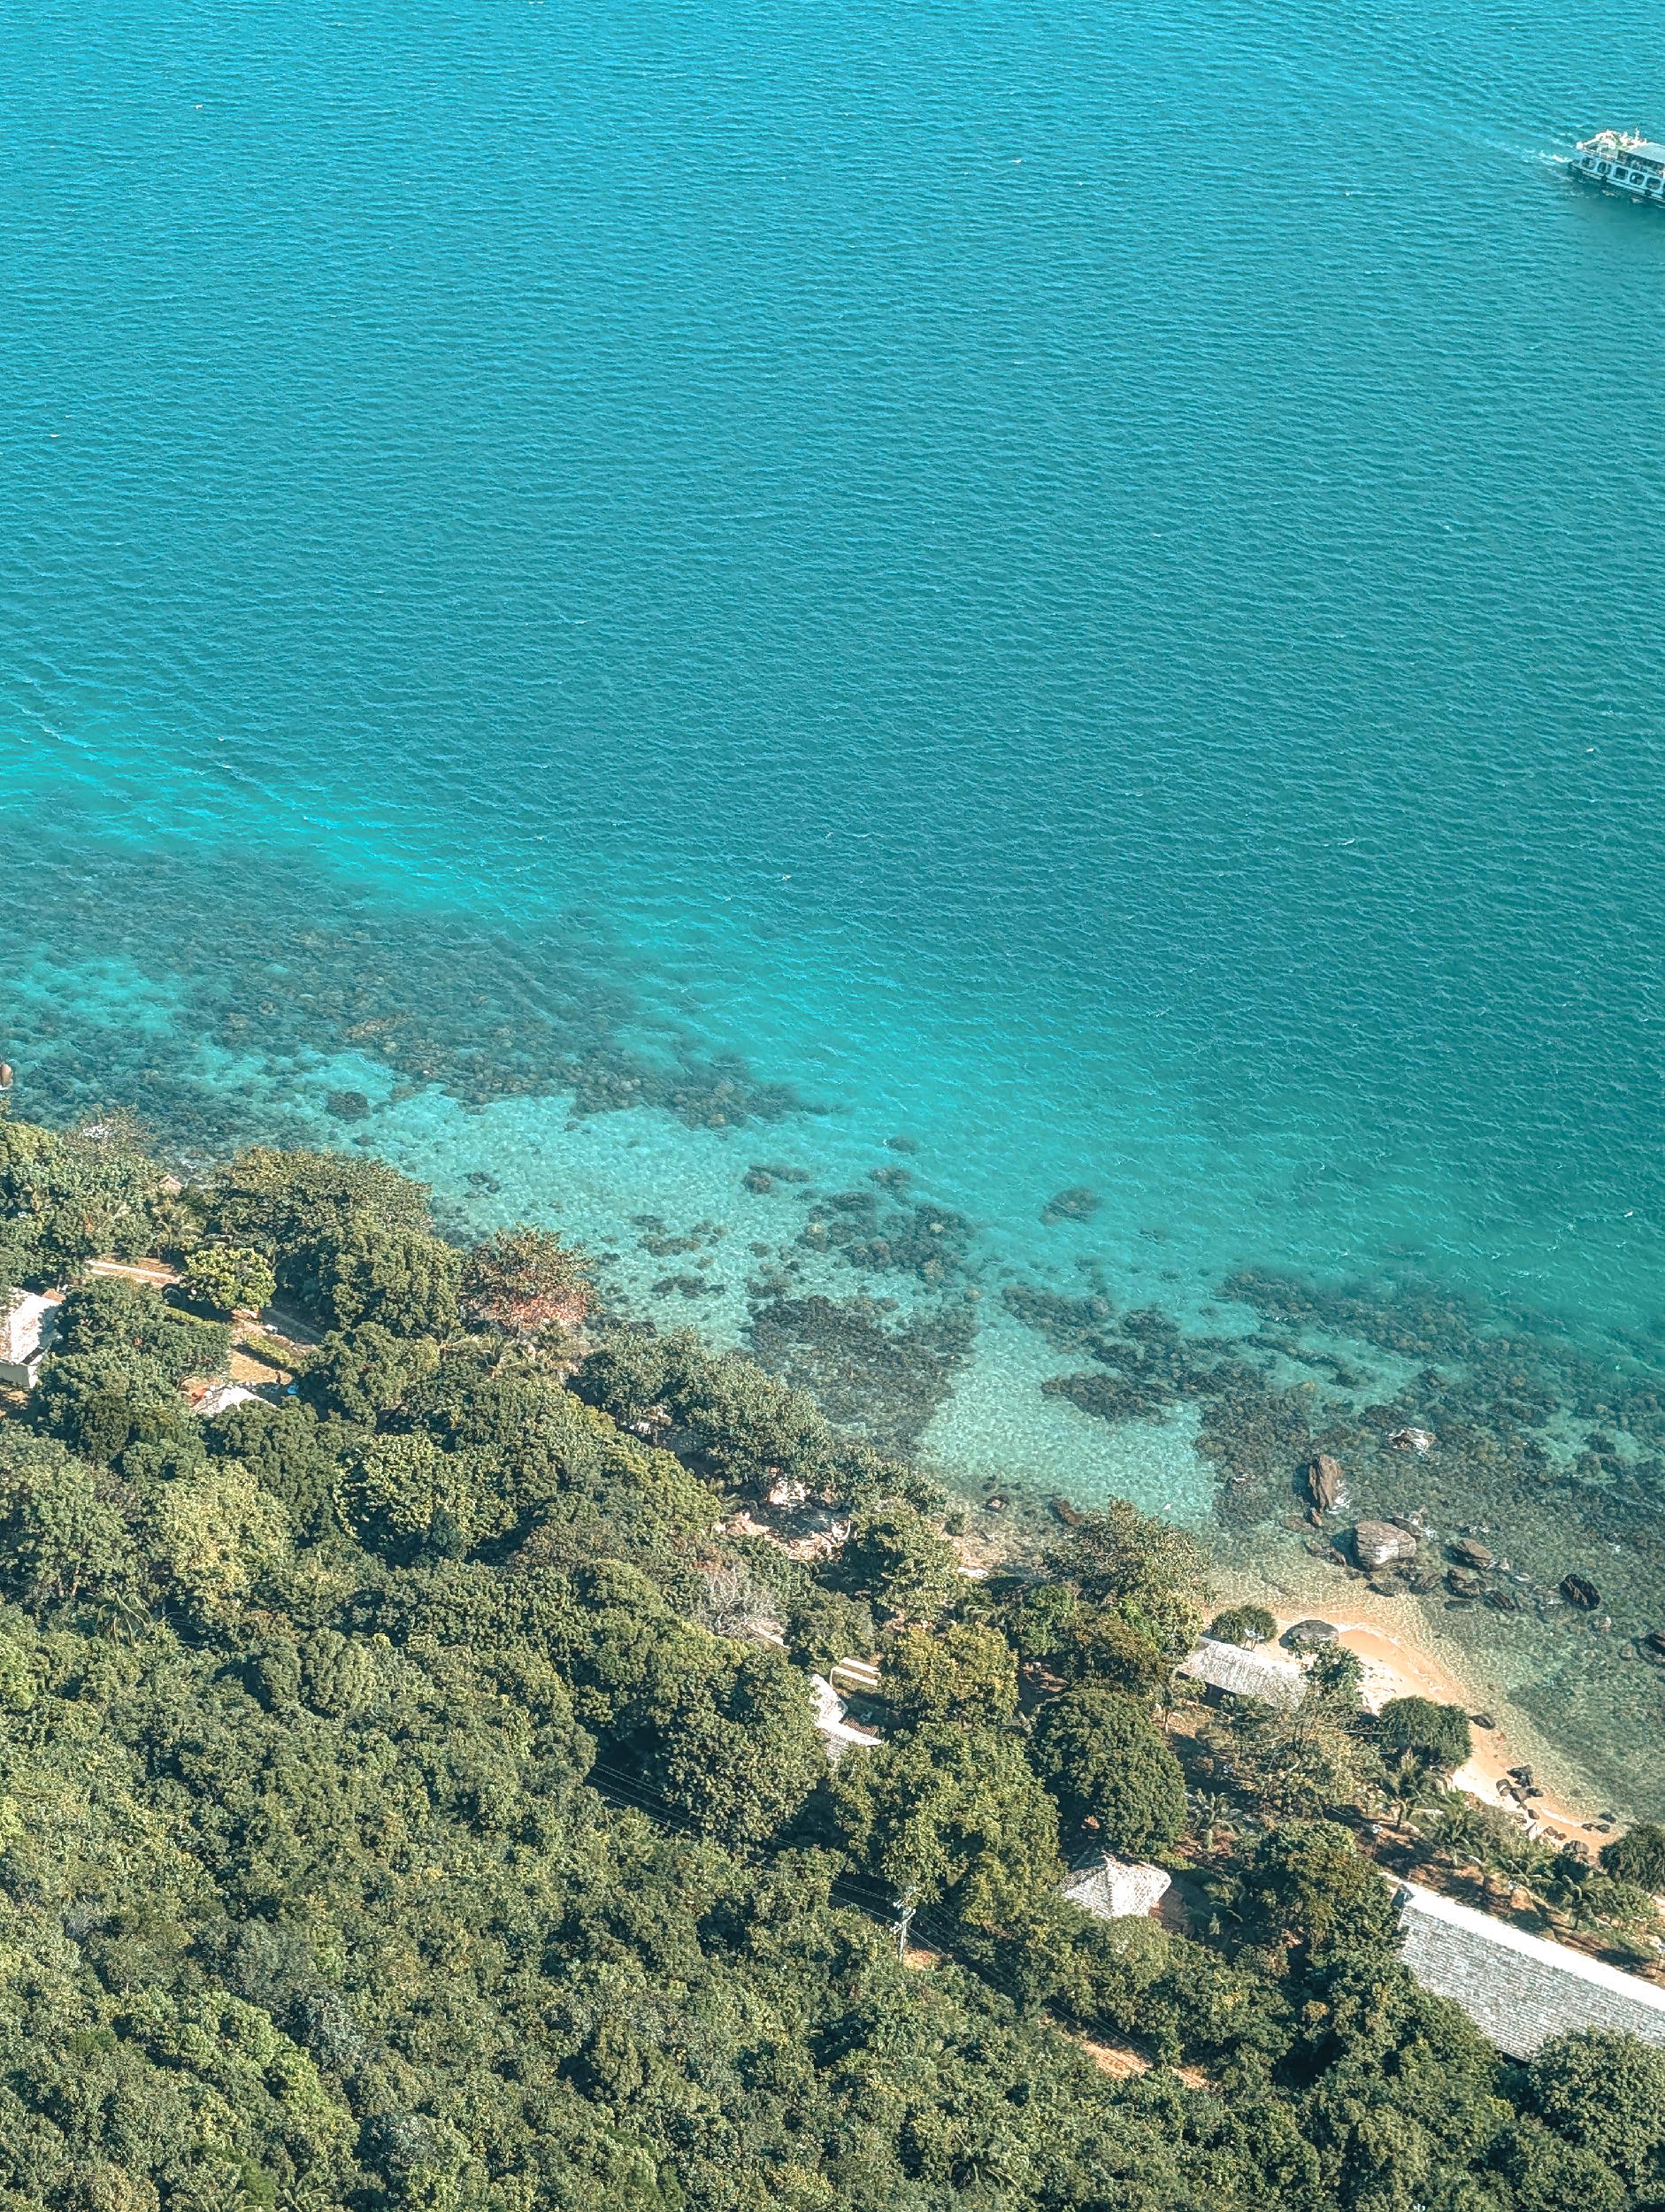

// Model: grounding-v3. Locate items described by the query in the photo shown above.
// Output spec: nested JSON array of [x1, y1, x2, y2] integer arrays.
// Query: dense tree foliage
[[1378, 1694, 1474, 1777], [0, 1114, 169, 1276], [835, 1502, 960, 1622], [0, 1116, 1656, 2212], [1043, 1500, 1207, 1660], [1031, 1685, 1187, 1857], [51, 1275, 232, 1386], [835, 1722, 1062, 1924], [883, 1621, 1018, 1732], [28, 1283, 226, 1464], [461, 1225, 590, 1334], [180, 1242, 277, 1317], [1230, 1819, 1403, 1963], [1601, 1820, 1665, 1894], [1523, 2031, 1665, 2193]]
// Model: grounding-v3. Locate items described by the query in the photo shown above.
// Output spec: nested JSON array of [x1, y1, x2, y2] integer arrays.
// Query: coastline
[[957, 1481, 1622, 1839], [24, 1065, 1665, 1827], [1267, 1605, 1602, 1848]]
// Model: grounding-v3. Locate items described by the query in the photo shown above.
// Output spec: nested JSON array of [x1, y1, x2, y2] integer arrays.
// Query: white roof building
[[1060, 1851, 1171, 1922], [1178, 1636, 1308, 1709], [194, 1381, 262, 1420], [0, 1291, 58, 1390], [1396, 1880, 1665, 2057], [809, 1674, 882, 1763]]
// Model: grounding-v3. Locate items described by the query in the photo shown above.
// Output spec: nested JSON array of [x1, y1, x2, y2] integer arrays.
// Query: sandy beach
[[1275, 1609, 1605, 1849]]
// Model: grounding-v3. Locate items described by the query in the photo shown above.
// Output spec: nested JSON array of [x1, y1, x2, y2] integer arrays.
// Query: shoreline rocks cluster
[[1288, 1448, 1644, 1644]]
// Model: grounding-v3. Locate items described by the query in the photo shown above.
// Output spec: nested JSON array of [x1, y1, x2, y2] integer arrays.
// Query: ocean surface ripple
[[4, 0, 1665, 1795]]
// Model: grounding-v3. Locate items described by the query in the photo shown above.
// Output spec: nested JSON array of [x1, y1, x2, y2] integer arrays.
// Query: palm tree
[[1473, 1830, 1521, 1909], [1202, 1880, 1250, 1947], [1355, 1776, 1394, 1827], [1414, 1792, 1486, 1871], [1189, 1790, 1232, 1854], [1388, 1759, 1439, 1828], [1544, 1852, 1600, 1932], [1503, 1831, 1556, 1903]]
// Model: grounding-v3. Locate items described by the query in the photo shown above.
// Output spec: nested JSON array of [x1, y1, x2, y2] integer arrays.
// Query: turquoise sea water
[[6, 0, 1665, 1793]]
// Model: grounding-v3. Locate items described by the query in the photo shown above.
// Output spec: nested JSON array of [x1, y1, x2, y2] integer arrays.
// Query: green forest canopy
[[0, 1116, 1660, 2211]]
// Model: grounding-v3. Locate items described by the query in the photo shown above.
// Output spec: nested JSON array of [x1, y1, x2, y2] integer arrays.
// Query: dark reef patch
[[1000, 1283, 1115, 1358], [0, 833, 814, 1158], [745, 1289, 977, 1457], [794, 1182, 976, 1286], [633, 1215, 726, 1259], [1040, 1307, 1260, 1428], [1040, 1183, 1101, 1225], [742, 1163, 813, 1195]]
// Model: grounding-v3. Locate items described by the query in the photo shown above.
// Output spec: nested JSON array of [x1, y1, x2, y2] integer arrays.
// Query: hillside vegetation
[[0, 1115, 1661, 2212]]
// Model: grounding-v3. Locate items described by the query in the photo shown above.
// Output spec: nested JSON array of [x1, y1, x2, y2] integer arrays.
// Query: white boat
[[1571, 131, 1665, 201]]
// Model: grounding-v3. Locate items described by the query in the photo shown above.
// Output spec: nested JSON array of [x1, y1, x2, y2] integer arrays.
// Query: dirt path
[[1073, 2034, 1210, 2092], [86, 1257, 179, 1288]]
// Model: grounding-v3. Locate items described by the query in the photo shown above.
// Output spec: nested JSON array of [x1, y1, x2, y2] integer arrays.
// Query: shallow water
[[4, 0, 1665, 1805]]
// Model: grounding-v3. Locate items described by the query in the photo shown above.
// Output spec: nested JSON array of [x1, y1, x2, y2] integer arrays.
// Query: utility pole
[[894, 1887, 917, 1961]]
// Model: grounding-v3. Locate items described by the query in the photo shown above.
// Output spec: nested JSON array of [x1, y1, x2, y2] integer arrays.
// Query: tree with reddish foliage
[[461, 1225, 591, 1337]]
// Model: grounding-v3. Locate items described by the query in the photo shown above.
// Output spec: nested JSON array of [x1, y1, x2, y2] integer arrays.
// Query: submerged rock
[[795, 1183, 975, 1285], [1040, 1184, 1101, 1225], [1560, 1572, 1600, 1610], [1305, 1453, 1345, 1513], [1386, 1425, 1436, 1455], [1449, 1538, 1495, 1571]]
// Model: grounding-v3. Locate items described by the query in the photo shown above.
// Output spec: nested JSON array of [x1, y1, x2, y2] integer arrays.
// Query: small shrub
[[1208, 1603, 1276, 1647]]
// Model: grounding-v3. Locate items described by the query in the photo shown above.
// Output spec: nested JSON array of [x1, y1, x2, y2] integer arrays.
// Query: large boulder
[[1560, 1572, 1600, 1610], [1304, 1454, 1345, 1513], [1282, 1617, 1338, 1651], [1449, 1537, 1495, 1571], [1352, 1519, 1418, 1571]]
